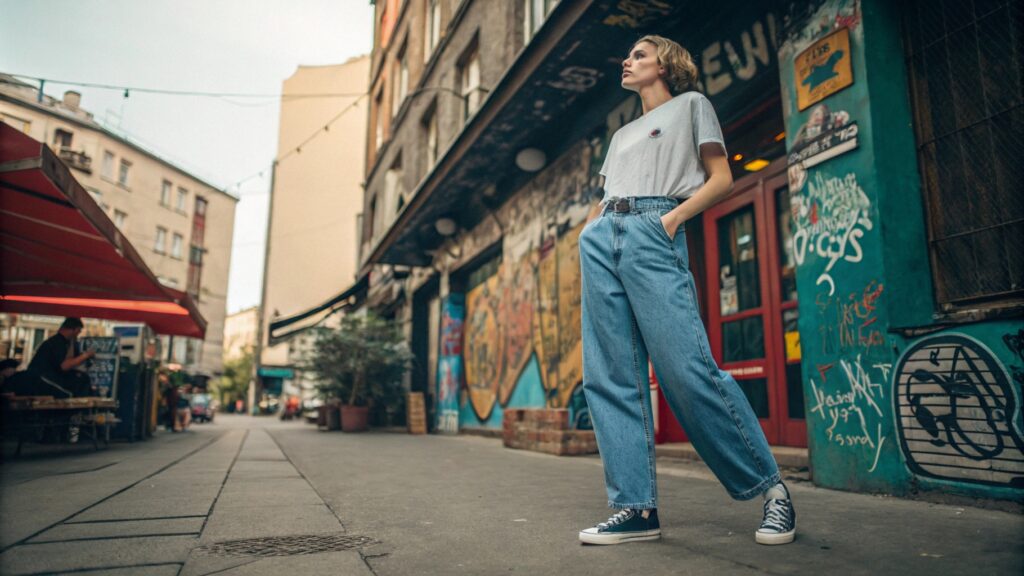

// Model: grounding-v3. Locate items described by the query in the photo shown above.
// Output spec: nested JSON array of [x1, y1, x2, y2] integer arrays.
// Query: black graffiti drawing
[[895, 334, 1024, 488]]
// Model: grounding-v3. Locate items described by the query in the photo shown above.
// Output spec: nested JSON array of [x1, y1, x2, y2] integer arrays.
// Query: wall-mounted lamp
[[435, 216, 458, 237], [515, 147, 547, 172]]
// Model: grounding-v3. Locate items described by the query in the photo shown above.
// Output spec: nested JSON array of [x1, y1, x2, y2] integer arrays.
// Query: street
[[1, 415, 1021, 576]]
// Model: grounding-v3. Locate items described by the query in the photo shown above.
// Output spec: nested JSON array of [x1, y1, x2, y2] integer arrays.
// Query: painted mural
[[894, 333, 1024, 488]]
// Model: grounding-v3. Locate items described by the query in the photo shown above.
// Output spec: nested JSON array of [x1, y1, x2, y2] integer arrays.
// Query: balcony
[[58, 147, 92, 174]]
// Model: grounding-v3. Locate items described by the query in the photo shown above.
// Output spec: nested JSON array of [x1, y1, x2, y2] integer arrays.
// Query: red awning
[[0, 123, 207, 337]]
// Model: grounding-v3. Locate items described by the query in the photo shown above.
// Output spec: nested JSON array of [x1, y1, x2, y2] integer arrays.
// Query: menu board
[[81, 336, 120, 398]]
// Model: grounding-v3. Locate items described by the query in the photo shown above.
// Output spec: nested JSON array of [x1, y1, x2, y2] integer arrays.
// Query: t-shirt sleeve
[[693, 95, 726, 158]]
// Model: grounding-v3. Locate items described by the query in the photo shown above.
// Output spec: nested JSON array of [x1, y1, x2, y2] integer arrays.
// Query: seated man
[[27, 317, 96, 397]]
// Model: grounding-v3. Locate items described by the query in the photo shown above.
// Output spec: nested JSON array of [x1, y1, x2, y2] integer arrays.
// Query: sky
[[0, 0, 375, 314]]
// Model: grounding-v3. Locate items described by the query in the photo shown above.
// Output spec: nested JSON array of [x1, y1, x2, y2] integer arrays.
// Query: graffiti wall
[[779, 0, 912, 493], [451, 137, 609, 429]]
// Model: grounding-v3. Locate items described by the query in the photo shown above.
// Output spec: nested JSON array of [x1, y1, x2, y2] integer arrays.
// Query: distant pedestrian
[[577, 35, 795, 546], [25, 317, 95, 397]]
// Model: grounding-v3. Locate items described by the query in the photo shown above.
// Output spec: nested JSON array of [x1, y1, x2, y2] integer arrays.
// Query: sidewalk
[[1, 414, 1021, 575]]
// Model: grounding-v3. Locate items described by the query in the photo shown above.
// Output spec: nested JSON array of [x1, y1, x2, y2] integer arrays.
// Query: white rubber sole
[[755, 529, 795, 545], [579, 528, 661, 545]]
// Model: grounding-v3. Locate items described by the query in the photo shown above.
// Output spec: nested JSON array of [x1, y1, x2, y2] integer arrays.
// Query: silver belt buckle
[[612, 198, 631, 213]]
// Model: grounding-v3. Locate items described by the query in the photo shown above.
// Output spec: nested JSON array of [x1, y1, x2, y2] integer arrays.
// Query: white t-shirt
[[600, 91, 726, 201]]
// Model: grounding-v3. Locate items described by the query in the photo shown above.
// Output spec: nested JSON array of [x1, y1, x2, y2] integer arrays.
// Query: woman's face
[[621, 41, 662, 93]]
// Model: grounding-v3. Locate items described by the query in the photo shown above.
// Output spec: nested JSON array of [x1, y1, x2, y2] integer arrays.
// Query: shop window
[[902, 1, 1023, 309]]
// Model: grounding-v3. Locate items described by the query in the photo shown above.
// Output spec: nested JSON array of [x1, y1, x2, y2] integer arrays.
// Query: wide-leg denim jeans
[[579, 196, 781, 509]]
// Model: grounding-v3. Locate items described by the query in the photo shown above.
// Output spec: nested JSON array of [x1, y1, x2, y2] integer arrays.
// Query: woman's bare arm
[[660, 143, 734, 237]]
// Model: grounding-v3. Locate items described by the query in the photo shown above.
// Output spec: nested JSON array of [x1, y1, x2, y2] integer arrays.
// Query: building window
[[425, 0, 442, 62], [386, 153, 405, 213], [195, 196, 208, 216], [1, 112, 31, 133], [524, 0, 559, 44], [53, 128, 73, 150], [902, 1, 1023, 308], [171, 233, 184, 259], [423, 103, 439, 170], [87, 187, 102, 204], [102, 151, 115, 179], [391, 42, 409, 119], [118, 159, 131, 187], [176, 187, 188, 212], [458, 38, 482, 120], [366, 195, 378, 242], [161, 180, 172, 206], [113, 209, 127, 229], [375, 86, 385, 151], [154, 226, 167, 253]]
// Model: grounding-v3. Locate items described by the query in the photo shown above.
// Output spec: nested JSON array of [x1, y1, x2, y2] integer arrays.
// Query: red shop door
[[701, 160, 807, 447]]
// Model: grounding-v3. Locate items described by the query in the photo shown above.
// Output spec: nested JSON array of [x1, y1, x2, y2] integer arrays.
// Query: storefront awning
[[0, 123, 207, 337], [267, 272, 369, 345]]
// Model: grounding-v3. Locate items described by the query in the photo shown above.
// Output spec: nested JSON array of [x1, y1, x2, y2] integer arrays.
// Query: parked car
[[190, 393, 215, 423]]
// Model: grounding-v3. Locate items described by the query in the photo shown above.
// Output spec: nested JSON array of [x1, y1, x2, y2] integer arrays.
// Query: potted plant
[[304, 313, 413, 432]]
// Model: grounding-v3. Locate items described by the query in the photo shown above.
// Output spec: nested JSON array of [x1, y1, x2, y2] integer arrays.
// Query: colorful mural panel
[[436, 294, 464, 434]]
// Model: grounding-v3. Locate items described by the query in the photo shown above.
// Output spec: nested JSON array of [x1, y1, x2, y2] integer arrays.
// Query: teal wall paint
[[861, 0, 935, 329]]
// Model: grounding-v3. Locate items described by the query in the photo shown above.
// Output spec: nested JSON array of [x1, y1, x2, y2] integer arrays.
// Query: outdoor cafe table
[[2, 396, 119, 456]]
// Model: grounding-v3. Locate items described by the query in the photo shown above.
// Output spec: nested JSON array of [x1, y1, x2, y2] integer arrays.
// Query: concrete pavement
[[2, 414, 1021, 575]]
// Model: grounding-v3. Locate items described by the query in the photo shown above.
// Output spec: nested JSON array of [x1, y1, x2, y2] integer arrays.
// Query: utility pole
[[250, 160, 278, 415]]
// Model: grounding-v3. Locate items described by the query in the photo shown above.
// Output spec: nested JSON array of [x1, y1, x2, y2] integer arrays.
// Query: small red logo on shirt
[[649, 128, 662, 138]]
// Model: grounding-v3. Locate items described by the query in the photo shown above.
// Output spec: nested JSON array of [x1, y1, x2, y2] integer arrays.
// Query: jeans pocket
[[646, 211, 681, 244]]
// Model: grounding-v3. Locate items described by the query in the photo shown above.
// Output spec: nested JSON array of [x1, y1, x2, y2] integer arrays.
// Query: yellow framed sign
[[795, 27, 854, 111]]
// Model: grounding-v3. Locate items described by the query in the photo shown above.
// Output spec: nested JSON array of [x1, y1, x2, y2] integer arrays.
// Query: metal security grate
[[196, 534, 379, 557], [901, 0, 1024, 308]]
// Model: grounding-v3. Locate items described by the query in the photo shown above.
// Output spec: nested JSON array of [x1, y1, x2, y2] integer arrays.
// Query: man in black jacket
[[27, 317, 95, 397]]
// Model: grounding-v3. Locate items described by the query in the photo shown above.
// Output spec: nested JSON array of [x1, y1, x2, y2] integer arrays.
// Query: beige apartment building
[[0, 74, 237, 376], [223, 306, 258, 363], [257, 56, 370, 398]]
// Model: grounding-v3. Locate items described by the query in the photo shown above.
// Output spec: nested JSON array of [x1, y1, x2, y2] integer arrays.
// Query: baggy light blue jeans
[[579, 196, 781, 509]]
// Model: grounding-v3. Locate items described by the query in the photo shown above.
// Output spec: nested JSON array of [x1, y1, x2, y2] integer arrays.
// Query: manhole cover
[[197, 534, 379, 557]]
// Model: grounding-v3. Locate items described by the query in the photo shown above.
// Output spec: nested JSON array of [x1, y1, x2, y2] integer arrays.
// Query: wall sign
[[81, 336, 120, 398], [795, 27, 854, 111], [788, 104, 859, 168]]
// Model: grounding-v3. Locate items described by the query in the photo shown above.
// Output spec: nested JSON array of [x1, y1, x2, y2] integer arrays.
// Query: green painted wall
[[779, 0, 1024, 500]]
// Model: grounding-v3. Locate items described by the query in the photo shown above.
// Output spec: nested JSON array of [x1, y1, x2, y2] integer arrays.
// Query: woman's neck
[[638, 83, 674, 116]]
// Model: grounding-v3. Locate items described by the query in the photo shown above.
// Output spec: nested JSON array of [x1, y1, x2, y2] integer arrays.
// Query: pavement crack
[[358, 549, 386, 576], [198, 428, 249, 537], [264, 428, 348, 532]]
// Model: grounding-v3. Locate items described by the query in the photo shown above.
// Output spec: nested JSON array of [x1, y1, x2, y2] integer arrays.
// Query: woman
[[577, 35, 796, 546]]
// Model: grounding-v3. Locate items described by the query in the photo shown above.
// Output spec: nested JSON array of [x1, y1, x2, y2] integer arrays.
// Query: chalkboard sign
[[81, 336, 120, 398]]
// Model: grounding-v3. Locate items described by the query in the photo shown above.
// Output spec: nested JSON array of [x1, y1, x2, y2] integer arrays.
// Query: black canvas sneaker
[[579, 508, 661, 545], [756, 495, 796, 545]]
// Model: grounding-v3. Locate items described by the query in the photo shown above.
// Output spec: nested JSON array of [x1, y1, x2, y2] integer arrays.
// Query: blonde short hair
[[632, 35, 699, 95]]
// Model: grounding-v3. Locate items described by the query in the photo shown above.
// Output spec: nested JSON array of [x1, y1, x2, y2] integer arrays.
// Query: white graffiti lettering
[[792, 172, 873, 295]]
